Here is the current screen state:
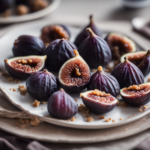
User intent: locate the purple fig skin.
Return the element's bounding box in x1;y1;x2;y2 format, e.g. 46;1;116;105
13;35;45;57
74;15;102;47
81;91;117;114
47;89;78;119
111;58;144;89
43;39;77;71
78;28;112;68
4;56;46;79
0;0;12;13
120;83;150;106
88;66;120;97
26;70;58;101
139;50;150;76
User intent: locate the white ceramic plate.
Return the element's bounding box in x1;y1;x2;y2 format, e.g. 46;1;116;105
0;20;150;129
0;0;60;24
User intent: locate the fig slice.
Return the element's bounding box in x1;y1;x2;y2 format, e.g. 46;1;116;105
120;83;150;106
4;55;47;79
105;33;136;59
58;50;91;93
80;89;118;114
120;50;150;76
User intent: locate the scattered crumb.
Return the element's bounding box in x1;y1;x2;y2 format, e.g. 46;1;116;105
109;118;111;120
78;104;89;114
86;117;94;122
99;116;105;119
143;106;147;109
18;85;27;95
117;100;128;108
32;100;40;107
148;78;150;82
30;117;40;126
120;118;123;121
75;99;78;102
12;88;16;91
105;119;110;122
42;101;47;104
112;120;115;122
139;109;143;112
71;116;76;122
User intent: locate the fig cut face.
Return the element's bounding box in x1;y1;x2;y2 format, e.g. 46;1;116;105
4;55;46;79
105;33;136;59
58;50;90;93
80;89;118;114
120;83;150;106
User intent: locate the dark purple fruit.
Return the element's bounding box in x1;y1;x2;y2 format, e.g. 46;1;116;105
58;50;91;93
105;33;136;59
0;0;12;13
26;69;58;101
88;66;120;97
43;38;77;71
80;89;117;114
120;83;150;106
111;57;144;89
4;55;46;79
78;28;112;68
74;15;102;47
121;50;150;76
41;24;71;45
13;35;45;57
47;89;78;119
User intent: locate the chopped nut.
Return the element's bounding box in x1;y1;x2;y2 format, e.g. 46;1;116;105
32;100;40;107
127;85;141;90
21;59;27;64
99;116;105;119
143;106;147;109
92;89;110;97
18;85;27;95
67;120;70;122
87;117;94;122
109;118;111;120
105;119;110;122
16;5;29;16
71;117;76;122
12;88;16;91
120;118;123;121
112;119;115;122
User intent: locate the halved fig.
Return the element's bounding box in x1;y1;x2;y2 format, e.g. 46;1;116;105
4;55;46;79
111;57;144;89
58;50;91;93
80;89;118;114
120;83;150;106
105;33;136;59
88;66;120;97
120;50;150;76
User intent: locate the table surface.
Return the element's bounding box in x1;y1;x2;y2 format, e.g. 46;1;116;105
0;0;150;150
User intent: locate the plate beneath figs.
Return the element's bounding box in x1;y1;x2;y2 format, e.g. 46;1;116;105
0;20;150;129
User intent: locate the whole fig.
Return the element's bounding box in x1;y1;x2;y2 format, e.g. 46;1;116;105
47;89;78;119
78;28;112;68
88;66;120;97
26;69;58;101
13;35;45;57
43;38;77;71
74;15;102;47
111;57;144;89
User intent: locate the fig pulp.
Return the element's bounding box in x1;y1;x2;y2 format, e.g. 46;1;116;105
121;50;150;76
105;33;136;59
111;57;144;89
41;24;71;45
26;69;58;101
0;0;12;13
74;15;102;47
88;66;120;97
78;28;112;68
13;35;45;57
120;83;150;106
80;89;118;114
58;50;90;93
43;38;77;71
4;55;46;79
47;89;78;119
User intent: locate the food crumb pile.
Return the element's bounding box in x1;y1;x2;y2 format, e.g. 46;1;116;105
32;100;40;107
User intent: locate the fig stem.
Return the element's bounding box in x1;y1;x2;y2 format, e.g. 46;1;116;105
60;88;64;91
98;66;103;72
86;28;95;37
89;15;93;23
74;68;81;76
74;50;79;56
14;40;18;46
43;69;48;73
124;57;128;62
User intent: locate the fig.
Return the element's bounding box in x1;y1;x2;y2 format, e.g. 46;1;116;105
4;55;46;79
47;89;78;119
120;50;150;76
13;35;45;57
105;33;136;59
58;50;90;93
120;83;150;106
43;38;77;71
78;28;112;68
41;24;71;45
74;15;102;47
26;69;58;101
88;66;120;97
0;0;12;13
111;57;144;89
80;89;118;114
